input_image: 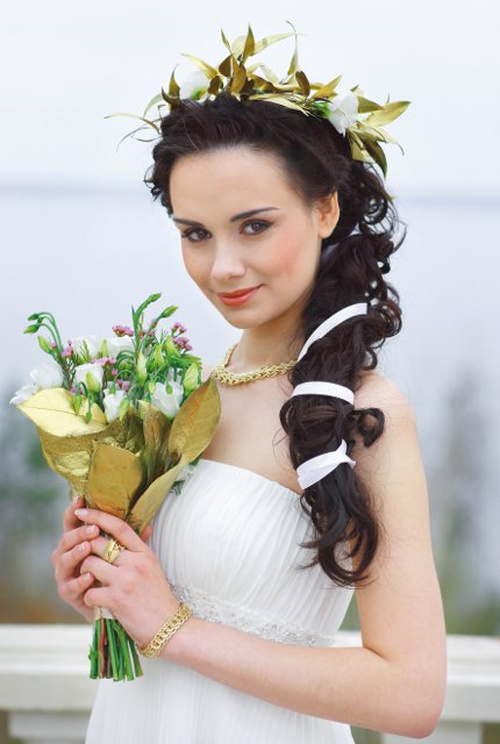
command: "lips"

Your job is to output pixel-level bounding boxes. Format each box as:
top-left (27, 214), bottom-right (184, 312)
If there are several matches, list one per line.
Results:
top-left (217, 285), bottom-right (261, 307)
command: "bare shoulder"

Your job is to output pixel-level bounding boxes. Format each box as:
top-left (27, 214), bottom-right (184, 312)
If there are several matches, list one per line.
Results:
top-left (355, 369), bottom-right (415, 425)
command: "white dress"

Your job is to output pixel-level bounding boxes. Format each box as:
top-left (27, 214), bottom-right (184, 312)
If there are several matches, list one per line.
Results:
top-left (85, 458), bottom-right (356, 743)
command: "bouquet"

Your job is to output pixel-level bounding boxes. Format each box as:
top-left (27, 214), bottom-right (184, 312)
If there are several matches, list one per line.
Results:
top-left (10, 292), bottom-right (220, 681)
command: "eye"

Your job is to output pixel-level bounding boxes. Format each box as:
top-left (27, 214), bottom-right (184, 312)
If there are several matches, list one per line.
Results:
top-left (242, 220), bottom-right (271, 235)
top-left (181, 228), bottom-right (210, 243)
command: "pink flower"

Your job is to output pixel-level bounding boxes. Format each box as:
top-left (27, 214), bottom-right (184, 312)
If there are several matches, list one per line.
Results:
top-left (112, 325), bottom-right (134, 337)
top-left (62, 346), bottom-right (73, 358)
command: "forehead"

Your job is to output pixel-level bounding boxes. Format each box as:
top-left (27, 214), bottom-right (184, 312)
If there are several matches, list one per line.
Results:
top-left (169, 146), bottom-right (299, 218)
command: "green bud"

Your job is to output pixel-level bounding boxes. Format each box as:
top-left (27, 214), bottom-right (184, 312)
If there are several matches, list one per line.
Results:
top-left (154, 345), bottom-right (164, 367)
top-left (25, 324), bottom-right (40, 334)
top-left (37, 336), bottom-right (53, 354)
top-left (163, 337), bottom-right (177, 357)
top-left (136, 352), bottom-right (148, 384)
top-left (118, 396), bottom-right (130, 421)
top-left (99, 339), bottom-right (109, 357)
top-left (183, 363), bottom-right (200, 395)
top-left (86, 371), bottom-right (102, 394)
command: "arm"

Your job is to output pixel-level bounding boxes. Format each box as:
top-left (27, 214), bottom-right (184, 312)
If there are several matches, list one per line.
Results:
top-left (76, 374), bottom-right (446, 737)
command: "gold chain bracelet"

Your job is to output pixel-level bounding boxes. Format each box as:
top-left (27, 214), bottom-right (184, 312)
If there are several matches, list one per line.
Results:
top-left (137, 602), bottom-right (192, 658)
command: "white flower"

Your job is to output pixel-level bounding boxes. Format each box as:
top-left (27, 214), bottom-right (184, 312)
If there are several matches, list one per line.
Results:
top-left (179, 71), bottom-right (209, 101)
top-left (103, 389), bottom-right (126, 423)
top-left (105, 335), bottom-right (135, 358)
top-left (10, 359), bottom-right (63, 405)
top-left (74, 362), bottom-right (104, 393)
top-left (10, 383), bottom-right (37, 405)
top-left (30, 360), bottom-right (64, 389)
top-left (71, 334), bottom-right (101, 359)
top-left (151, 380), bottom-right (184, 420)
top-left (326, 92), bottom-right (359, 136)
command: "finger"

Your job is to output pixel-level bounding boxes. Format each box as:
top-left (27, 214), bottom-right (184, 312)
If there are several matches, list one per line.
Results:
top-left (59, 571), bottom-right (95, 602)
top-left (139, 524), bottom-right (153, 542)
top-left (54, 538), bottom-right (93, 580)
top-left (54, 523), bottom-right (99, 560)
top-left (79, 554), bottom-right (118, 584)
top-left (84, 585), bottom-right (114, 610)
top-left (62, 495), bottom-right (86, 532)
top-left (87, 534), bottom-right (128, 564)
top-left (74, 508), bottom-right (145, 553)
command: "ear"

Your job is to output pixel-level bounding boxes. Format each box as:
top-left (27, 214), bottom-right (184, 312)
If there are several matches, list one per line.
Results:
top-left (315, 191), bottom-right (340, 239)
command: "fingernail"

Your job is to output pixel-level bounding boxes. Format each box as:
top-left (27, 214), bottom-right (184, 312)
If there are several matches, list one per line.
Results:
top-left (85, 525), bottom-right (97, 536)
top-left (74, 508), bottom-right (89, 517)
top-left (77, 542), bottom-right (88, 552)
top-left (72, 495), bottom-right (81, 505)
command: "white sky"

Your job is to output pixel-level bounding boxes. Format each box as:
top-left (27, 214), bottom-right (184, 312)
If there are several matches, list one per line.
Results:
top-left (1, 0), bottom-right (498, 197)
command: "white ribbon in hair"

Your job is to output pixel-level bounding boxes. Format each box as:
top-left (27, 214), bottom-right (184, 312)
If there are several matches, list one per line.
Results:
top-left (291, 381), bottom-right (354, 405)
top-left (296, 440), bottom-right (355, 490)
top-left (297, 302), bottom-right (368, 362)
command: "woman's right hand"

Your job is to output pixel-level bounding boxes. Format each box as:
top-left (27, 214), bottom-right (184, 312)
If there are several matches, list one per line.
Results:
top-left (51, 495), bottom-right (99, 623)
top-left (51, 494), bottom-right (153, 623)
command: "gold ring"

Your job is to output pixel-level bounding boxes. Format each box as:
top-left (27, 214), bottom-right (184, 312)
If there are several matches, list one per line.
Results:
top-left (103, 537), bottom-right (126, 564)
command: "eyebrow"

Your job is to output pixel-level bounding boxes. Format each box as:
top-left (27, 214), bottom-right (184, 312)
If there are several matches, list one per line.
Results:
top-left (172, 206), bottom-right (279, 227)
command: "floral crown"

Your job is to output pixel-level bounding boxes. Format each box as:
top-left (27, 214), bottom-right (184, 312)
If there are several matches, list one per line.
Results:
top-left (111, 21), bottom-right (409, 177)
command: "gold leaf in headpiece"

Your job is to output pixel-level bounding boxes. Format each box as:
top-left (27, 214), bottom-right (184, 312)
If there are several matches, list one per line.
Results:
top-left (110, 22), bottom-right (410, 176)
top-left (365, 100), bottom-right (410, 127)
top-left (180, 54), bottom-right (218, 79)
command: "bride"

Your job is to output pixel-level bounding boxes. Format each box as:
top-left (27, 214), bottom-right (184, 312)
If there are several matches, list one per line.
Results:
top-left (51, 25), bottom-right (447, 742)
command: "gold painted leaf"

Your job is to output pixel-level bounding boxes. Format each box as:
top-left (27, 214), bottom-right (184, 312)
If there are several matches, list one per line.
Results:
top-left (230, 63), bottom-right (247, 94)
top-left (168, 378), bottom-right (221, 465)
top-left (139, 401), bottom-right (171, 480)
top-left (365, 100), bottom-right (410, 127)
top-left (248, 94), bottom-right (306, 112)
top-left (18, 388), bottom-right (107, 436)
top-left (218, 54), bottom-right (232, 78)
top-left (356, 96), bottom-right (383, 114)
top-left (35, 411), bottom-right (145, 505)
top-left (363, 139), bottom-right (388, 177)
top-left (168, 66), bottom-right (180, 98)
top-left (127, 456), bottom-right (188, 532)
top-left (220, 27), bottom-right (231, 53)
top-left (253, 31), bottom-right (296, 55)
top-left (180, 53), bottom-right (218, 79)
top-left (142, 92), bottom-right (164, 117)
top-left (88, 443), bottom-right (144, 521)
top-left (295, 70), bottom-right (310, 97)
top-left (311, 75), bottom-right (343, 100)
top-left (242, 24), bottom-right (255, 62)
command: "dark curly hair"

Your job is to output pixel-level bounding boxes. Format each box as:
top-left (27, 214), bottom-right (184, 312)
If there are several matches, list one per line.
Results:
top-left (147, 92), bottom-right (405, 587)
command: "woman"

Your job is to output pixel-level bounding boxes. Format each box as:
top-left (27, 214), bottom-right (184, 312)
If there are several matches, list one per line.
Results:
top-left (52, 27), bottom-right (447, 743)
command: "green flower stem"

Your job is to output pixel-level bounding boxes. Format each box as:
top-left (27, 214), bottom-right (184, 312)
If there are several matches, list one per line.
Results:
top-left (105, 618), bottom-right (120, 680)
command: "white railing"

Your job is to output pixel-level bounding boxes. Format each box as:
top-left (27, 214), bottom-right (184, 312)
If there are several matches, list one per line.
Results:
top-left (0, 626), bottom-right (499, 743)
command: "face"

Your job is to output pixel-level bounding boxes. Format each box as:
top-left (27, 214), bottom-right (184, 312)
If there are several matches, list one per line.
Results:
top-left (169, 146), bottom-right (339, 335)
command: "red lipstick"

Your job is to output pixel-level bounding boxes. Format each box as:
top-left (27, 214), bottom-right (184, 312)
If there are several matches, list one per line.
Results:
top-left (217, 286), bottom-right (261, 307)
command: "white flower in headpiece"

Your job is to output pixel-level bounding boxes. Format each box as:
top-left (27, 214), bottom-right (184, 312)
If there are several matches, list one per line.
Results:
top-left (179, 71), bottom-right (210, 101)
top-left (325, 92), bottom-right (359, 136)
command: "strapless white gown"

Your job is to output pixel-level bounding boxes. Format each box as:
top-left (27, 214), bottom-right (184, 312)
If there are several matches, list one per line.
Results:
top-left (85, 458), bottom-right (355, 743)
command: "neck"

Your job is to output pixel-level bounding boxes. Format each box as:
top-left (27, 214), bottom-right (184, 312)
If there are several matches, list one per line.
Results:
top-left (228, 314), bottom-right (304, 372)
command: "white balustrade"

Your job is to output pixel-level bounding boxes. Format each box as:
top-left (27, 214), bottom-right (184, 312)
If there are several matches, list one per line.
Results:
top-left (0, 626), bottom-right (498, 743)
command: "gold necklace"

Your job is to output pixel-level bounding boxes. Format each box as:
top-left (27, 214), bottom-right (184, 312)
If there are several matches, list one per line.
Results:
top-left (210, 343), bottom-right (297, 386)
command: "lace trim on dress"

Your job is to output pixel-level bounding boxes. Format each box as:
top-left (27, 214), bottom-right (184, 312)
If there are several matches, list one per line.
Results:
top-left (169, 581), bottom-right (337, 647)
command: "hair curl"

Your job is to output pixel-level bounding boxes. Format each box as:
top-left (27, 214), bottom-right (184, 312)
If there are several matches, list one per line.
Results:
top-left (147, 92), bottom-right (405, 587)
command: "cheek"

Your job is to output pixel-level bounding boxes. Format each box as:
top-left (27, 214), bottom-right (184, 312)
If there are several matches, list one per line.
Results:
top-left (264, 224), bottom-right (315, 279)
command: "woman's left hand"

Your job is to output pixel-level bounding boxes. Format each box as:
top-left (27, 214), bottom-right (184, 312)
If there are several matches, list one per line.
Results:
top-left (74, 507), bottom-right (180, 649)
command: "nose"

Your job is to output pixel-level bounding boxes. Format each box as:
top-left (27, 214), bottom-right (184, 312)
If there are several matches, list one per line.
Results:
top-left (210, 240), bottom-right (246, 284)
